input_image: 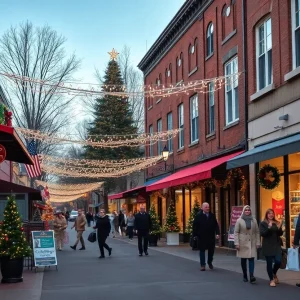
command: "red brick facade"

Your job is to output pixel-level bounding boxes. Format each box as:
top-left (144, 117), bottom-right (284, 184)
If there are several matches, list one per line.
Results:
top-left (139, 0), bottom-right (246, 180)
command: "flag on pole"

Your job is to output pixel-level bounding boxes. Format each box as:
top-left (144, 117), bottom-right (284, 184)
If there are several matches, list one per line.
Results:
top-left (25, 140), bottom-right (42, 178)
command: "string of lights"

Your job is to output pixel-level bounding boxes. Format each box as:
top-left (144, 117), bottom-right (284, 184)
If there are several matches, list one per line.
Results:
top-left (50, 194), bottom-right (88, 203)
top-left (35, 180), bottom-right (103, 191)
top-left (16, 127), bottom-right (179, 148)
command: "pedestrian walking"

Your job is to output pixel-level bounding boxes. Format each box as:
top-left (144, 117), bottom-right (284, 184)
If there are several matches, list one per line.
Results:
top-left (93, 209), bottom-right (112, 259)
top-left (118, 210), bottom-right (126, 237)
top-left (192, 202), bottom-right (220, 271)
top-left (53, 210), bottom-right (67, 251)
top-left (260, 208), bottom-right (283, 287)
top-left (70, 209), bottom-right (87, 250)
top-left (234, 205), bottom-right (260, 283)
top-left (134, 206), bottom-right (152, 256)
top-left (127, 211), bottom-right (135, 241)
top-left (113, 211), bottom-right (119, 236)
top-left (293, 213), bottom-right (300, 287)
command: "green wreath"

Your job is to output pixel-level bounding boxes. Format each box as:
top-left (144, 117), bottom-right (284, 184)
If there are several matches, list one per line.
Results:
top-left (257, 164), bottom-right (281, 190)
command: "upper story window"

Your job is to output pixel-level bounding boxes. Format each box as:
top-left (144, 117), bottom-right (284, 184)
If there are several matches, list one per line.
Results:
top-left (178, 104), bottom-right (184, 149)
top-left (292, 0), bottom-right (300, 68)
top-left (208, 82), bottom-right (215, 134)
top-left (256, 18), bottom-right (272, 90)
top-left (157, 119), bottom-right (162, 155)
top-left (149, 125), bottom-right (153, 157)
top-left (190, 94), bottom-right (199, 143)
top-left (167, 112), bottom-right (173, 153)
top-left (207, 23), bottom-right (214, 57)
top-left (225, 57), bottom-right (239, 125)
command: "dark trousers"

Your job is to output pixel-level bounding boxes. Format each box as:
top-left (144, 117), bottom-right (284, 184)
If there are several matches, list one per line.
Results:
top-left (265, 255), bottom-right (281, 280)
top-left (98, 235), bottom-right (110, 257)
top-left (128, 226), bottom-right (134, 239)
top-left (241, 258), bottom-right (255, 278)
top-left (199, 247), bottom-right (214, 266)
top-left (137, 230), bottom-right (149, 254)
top-left (87, 220), bottom-right (91, 227)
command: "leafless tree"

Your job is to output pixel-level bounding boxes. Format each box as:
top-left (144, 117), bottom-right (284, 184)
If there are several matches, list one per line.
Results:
top-left (0, 21), bottom-right (81, 154)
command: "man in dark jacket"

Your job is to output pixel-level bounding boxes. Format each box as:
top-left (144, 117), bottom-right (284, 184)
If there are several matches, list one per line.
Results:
top-left (134, 206), bottom-right (152, 256)
top-left (192, 202), bottom-right (220, 271)
top-left (93, 209), bottom-right (112, 259)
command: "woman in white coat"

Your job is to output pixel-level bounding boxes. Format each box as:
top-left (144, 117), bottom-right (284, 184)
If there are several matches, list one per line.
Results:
top-left (234, 205), bottom-right (260, 283)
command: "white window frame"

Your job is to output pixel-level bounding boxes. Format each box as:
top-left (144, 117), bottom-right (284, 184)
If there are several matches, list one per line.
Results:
top-left (157, 119), bottom-right (162, 155)
top-left (178, 104), bottom-right (184, 149)
top-left (256, 18), bottom-right (273, 91)
top-left (292, 0), bottom-right (300, 69)
top-left (149, 125), bottom-right (154, 157)
top-left (225, 57), bottom-right (239, 125)
top-left (207, 23), bottom-right (214, 56)
top-left (167, 112), bottom-right (173, 153)
top-left (190, 94), bottom-right (199, 143)
top-left (208, 82), bottom-right (215, 134)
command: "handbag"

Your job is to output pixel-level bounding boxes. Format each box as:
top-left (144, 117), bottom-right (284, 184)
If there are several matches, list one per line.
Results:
top-left (88, 231), bottom-right (97, 243)
top-left (280, 249), bottom-right (287, 269)
top-left (286, 248), bottom-right (300, 271)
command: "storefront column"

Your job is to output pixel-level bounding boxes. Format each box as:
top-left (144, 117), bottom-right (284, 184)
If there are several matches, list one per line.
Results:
top-left (284, 155), bottom-right (290, 248)
top-left (189, 188), bottom-right (192, 212)
top-left (182, 187), bottom-right (186, 233)
top-left (249, 164), bottom-right (257, 218)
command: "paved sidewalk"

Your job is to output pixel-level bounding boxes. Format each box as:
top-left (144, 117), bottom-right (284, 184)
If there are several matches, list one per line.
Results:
top-left (116, 235), bottom-right (300, 286)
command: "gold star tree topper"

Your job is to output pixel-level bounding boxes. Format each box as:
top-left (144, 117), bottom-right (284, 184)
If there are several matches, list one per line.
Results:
top-left (108, 48), bottom-right (119, 61)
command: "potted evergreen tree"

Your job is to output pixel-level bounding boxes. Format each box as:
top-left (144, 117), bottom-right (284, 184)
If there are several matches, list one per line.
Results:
top-left (185, 199), bottom-right (201, 243)
top-left (148, 204), bottom-right (162, 246)
top-left (0, 195), bottom-right (32, 283)
top-left (163, 201), bottom-right (180, 245)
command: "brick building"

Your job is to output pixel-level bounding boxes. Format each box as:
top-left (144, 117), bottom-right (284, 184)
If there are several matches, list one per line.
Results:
top-left (227, 0), bottom-right (300, 248)
top-left (138, 0), bottom-right (248, 245)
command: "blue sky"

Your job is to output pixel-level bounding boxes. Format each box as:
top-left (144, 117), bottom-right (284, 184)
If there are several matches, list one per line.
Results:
top-left (0, 0), bottom-right (185, 84)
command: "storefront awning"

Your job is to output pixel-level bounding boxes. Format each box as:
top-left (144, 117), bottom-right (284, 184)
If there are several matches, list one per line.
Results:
top-left (146, 151), bottom-right (244, 192)
top-left (0, 125), bottom-right (34, 165)
top-left (108, 186), bottom-right (146, 200)
top-left (226, 133), bottom-right (300, 169)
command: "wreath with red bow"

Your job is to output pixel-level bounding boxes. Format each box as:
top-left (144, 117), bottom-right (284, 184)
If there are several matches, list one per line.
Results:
top-left (257, 164), bottom-right (281, 190)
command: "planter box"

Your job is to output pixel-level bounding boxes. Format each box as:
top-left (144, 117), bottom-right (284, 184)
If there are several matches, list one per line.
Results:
top-left (148, 234), bottom-right (158, 247)
top-left (166, 232), bottom-right (179, 245)
top-left (1, 257), bottom-right (24, 283)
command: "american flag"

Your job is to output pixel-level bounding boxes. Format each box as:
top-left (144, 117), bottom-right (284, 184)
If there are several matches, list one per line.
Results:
top-left (25, 140), bottom-right (42, 178)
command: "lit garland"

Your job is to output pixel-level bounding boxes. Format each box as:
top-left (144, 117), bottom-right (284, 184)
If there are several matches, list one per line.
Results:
top-left (2, 72), bottom-right (242, 98)
top-left (50, 194), bottom-right (89, 203)
top-left (17, 127), bottom-right (180, 148)
top-left (41, 156), bottom-right (162, 178)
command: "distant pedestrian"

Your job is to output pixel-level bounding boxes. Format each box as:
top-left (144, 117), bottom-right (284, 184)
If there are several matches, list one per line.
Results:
top-left (192, 202), bottom-right (220, 271)
top-left (70, 209), bottom-right (87, 250)
top-left (94, 209), bottom-right (112, 259)
top-left (127, 211), bottom-right (135, 241)
top-left (86, 211), bottom-right (93, 227)
top-left (260, 208), bottom-right (283, 287)
top-left (234, 205), bottom-right (260, 283)
top-left (293, 213), bottom-right (300, 287)
top-left (113, 211), bottom-right (119, 236)
top-left (53, 211), bottom-right (67, 251)
top-left (118, 210), bottom-right (126, 237)
top-left (134, 206), bottom-right (152, 256)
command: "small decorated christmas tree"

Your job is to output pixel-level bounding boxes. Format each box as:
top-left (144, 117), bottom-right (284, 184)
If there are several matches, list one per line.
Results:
top-left (41, 200), bottom-right (55, 222)
top-left (32, 208), bottom-right (42, 222)
top-left (149, 204), bottom-right (162, 235)
top-left (163, 201), bottom-right (180, 232)
top-left (185, 199), bottom-right (201, 234)
top-left (0, 195), bottom-right (31, 259)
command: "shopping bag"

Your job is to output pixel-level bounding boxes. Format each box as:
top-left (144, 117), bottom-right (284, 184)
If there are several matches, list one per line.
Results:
top-left (286, 248), bottom-right (300, 271)
top-left (88, 231), bottom-right (97, 243)
top-left (63, 231), bottom-right (69, 244)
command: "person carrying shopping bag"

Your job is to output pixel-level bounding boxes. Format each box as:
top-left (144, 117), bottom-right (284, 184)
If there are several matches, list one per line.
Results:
top-left (234, 205), bottom-right (260, 283)
top-left (260, 208), bottom-right (283, 287)
top-left (53, 210), bottom-right (67, 251)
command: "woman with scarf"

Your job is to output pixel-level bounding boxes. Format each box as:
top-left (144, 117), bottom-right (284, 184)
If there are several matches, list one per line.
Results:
top-left (234, 205), bottom-right (260, 283)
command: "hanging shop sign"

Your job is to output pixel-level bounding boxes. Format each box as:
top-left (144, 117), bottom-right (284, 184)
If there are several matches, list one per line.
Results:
top-left (32, 231), bottom-right (57, 268)
top-left (0, 144), bottom-right (6, 163)
top-left (228, 206), bottom-right (243, 241)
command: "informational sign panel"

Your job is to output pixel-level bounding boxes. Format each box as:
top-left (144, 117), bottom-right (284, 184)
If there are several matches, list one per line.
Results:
top-left (32, 231), bottom-right (57, 267)
top-left (228, 206), bottom-right (243, 241)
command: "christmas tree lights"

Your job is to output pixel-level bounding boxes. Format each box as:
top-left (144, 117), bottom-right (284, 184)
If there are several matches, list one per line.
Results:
top-left (185, 199), bottom-right (201, 234)
top-left (149, 204), bottom-right (162, 235)
top-left (163, 202), bottom-right (180, 233)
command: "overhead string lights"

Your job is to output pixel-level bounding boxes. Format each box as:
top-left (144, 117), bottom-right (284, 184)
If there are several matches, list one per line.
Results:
top-left (1, 71), bottom-right (242, 98)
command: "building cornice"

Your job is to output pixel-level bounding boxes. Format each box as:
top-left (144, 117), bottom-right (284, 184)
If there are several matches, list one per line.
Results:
top-left (137, 0), bottom-right (213, 76)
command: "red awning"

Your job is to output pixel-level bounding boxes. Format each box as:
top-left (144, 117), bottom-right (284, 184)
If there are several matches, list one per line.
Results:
top-left (0, 125), bottom-right (34, 165)
top-left (146, 151), bottom-right (244, 192)
top-left (108, 186), bottom-right (146, 200)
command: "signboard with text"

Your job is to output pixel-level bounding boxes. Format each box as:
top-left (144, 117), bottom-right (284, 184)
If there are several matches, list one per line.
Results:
top-left (32, 231), bottom-right (57, 267)
top-left (228, 206), bottom-right (243, 241)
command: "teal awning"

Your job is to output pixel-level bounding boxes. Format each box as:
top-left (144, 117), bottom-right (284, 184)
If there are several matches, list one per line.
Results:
top-left (227, 133), bottom-right (300, 169)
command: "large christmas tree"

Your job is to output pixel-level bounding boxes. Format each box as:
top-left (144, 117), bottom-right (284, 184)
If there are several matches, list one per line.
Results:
top-left (185, 199), bottom-right (201, 234)
top-left (163, 201), bottom-right (180, 232)
top-left (149, 204), bottom-right (162, 235)
top-left (0, 195), bottom-right (31, 259)
top-left (85, 51), bottom-right (141, 191)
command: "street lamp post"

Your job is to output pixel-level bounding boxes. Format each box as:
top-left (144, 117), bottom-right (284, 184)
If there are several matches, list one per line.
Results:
top-left (162, 145), bottom-right (169, 171)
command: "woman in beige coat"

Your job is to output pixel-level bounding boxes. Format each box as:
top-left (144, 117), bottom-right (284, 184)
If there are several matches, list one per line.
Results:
top-left (234, 205), bottom-right (260, 283)
top-left (53, 211), bottom-right (67, 251)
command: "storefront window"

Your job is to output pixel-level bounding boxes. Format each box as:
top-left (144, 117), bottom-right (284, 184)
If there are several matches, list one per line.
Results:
top-left (289, 153), bottom-right (300, 171)
top-left (175, 190), bottom-right (183, 231)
